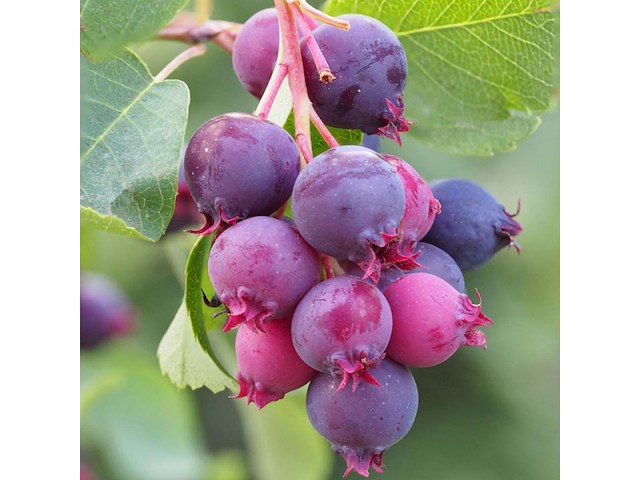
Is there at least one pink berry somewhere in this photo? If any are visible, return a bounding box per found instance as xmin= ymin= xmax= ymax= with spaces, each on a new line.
xmin=384 ymin=273 xmax=492 ymax=367
xmin=379 ymin=154 xmax=441 ymax=269
xmin=232 ymin=317 xmax=316 ymax=409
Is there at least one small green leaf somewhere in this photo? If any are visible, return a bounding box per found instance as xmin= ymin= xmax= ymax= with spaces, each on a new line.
xmin=158 ymin=302 xmax=236 ymax=393
xmin=237 ymin=390 xmax=333 ymax=480
xmin=158 ymin=235 xmax=237 ymax=393
xmin=80 ymin=0 xmax=188 ymax=60
xmin=284 ymin=113 xmax=363 ymax=156
xmin=80 ymin=50 xmax=189 ymax=242
xmin=324 ymin=0 xmax=556 ymax=156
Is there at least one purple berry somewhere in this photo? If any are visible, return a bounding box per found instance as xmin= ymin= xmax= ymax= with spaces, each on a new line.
xmin=80 ymin=273 xmax=136 ymax=350
xmin=232 ymin=317 xmax=316 ymax=409
xmin=342 ymin=241 xmax=465 ymax=293
xmin=208 ymin=216 xmax=321 ymax=331
xmin=232 ymin=8 xmax=280 ymax=99
xmin=379 ymin=154 xmax=441 ymax=269
xmin=384 ymin=273 xmax=492 ymax=367
xmin=306 ymin=358 xmax=418 ymax=477
xmin=291 ymin=146 xmax=405 ymax=282
xmin=291 ymin=275 xmax=392 ymax=391
xmin=166 ymin=159 xmax=204 ymax=233
xmin=423 ymin=178 xmax=522 ymax=271
xmin=301 ymin=14 xmax=410 ymax=144
xmin=184 ymin=113 xmax=300 ymax=235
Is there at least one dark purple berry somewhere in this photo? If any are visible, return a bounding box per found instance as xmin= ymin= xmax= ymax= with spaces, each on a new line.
xmin=166 ymin=158 xmax=204 ymax=233
xmin=80 ymin=273 xmax=136 ymax=350
xmin=291 ymin=145 xmax=405 ymax=282
xmin=208 ymin=216 xmax=321 ymax=331
xmin=292 ymin=275 xmax=392 ymax=391
xmin=423 ymin=179 xmax=522 ymax=271
xmin=385 ymin=273 xmax=492 ymax=367
xmin=232 ymin=8 xmax=280 ymax=99
xmin=306 ymin=358 xmax=418 ymax=477
xmin=232 ymin=317 xmax=316 ymax=409
xmin=361 ymin=133 xmax=380 ymax=152
xmin=184 ymin=113 xmax=300 ymax=235
xmin=301 ymin=14 xmax=410 ymax=144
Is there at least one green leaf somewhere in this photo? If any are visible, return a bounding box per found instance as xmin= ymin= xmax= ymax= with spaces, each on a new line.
xmin=81 ymin=345 xmax=207 ymax=480
xmin=158 ymin=235 xmax=237 ymax=393
xmin=158 ymin=303 xmax=236 ymax=393
xmin=236 ymin=390 xmax=333 ymax=480
xmin=80 ymin=50 xmax=189 ymax=241
xmin=80 ymin=0 xmax=188 ymax=60
xmin=323 ymin=0 xmax=556 ymax=156
xmin=284 ymin=114 xmax=363 ymax=156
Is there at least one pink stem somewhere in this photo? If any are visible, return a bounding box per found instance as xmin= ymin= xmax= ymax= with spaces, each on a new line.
xmin=272 ymin=203 xmax=287 ymax=220
xmin=255 ymin=63 xmax=289 ymax=119
xmin=302 ymin=11 xmax=318 ymax=30
xmin=321 ymin=255 xmax=335 ymax=279
xmin=275 ymin=0 xmax=313 ymax=166
xmin=294 ymin=0 xmax=350 ymax=30
xmin=291 ymin=2 xmax=334 ymax=83
xmin=310 ymin=106 xmax=339 ymax=148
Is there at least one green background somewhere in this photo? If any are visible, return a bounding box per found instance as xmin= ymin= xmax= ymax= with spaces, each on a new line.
xmin=80 ymin=1 xmax=559 ymax=479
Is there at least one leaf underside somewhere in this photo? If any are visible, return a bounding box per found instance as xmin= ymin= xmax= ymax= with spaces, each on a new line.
xmin=80 ymin=50 xmax=189 ymax=242
xmin=323 ymin=0 xmax=556 ymax=156
xmin=158 ymin=235 xmax=237 ymax=394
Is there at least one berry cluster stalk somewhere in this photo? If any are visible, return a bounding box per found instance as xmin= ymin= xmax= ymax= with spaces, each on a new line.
xmin=273 ymin=0 xmax=313 ymax=165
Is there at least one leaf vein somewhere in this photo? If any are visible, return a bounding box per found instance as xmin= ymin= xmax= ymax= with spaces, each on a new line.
xmin=397 ymin=9 xmax=543 ymax=36
xmin=81 ymin=80 xmax=155 ymax=163
xmin=462 ymin=26 xmax=552 ymax=87
xmin=407 ymin=35 xmax=540 ymax=103
xmin=396 ymin=0 xmax=421 ymax=31
xmin=489 ymin=22 xmax=554 ymax=59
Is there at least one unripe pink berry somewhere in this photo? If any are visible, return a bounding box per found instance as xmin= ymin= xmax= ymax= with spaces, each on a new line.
xmin=233 ymin=317 xmax=316 ymax=409
xmin=384 ymin=273 xmax=492 ymax=367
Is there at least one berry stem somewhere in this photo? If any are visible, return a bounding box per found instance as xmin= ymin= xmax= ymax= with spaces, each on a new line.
xmin=291 ymin=0 xmax=350 ymax=30
xmin=321 ymin=255 xmax=335 ymax=279
xmin=291 ymin=2 xmax=335 ymax=83
xmin=155 ymin=44 xmax=207 ymax=82
xmin=310 ymin=106 xmax=340 ymax=148
xmin=274 ymin=0 xmax=313 ymax=165
xmin=255 ymin=63 xmax=289 ymax=119
xmin=196 ymin=0 xmax=212 ymax=23
xmin=157 ymin=12 xmax=240 ymax=54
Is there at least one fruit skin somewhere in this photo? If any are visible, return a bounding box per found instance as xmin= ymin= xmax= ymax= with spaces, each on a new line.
xmin=345 ymin=242 xmax=465 ymax=293
xmin=291 ymin=275 xmax=393 ymax=391
xmin=166 ymin=160 xmax=203 ymax=233
xmin=184 ymin=113 xmax=300 ymax=235
xmin=306 ymin=358 xmax=418 ymax=477
xmin=232 ymin=8 xmax=280 ymax=99
xmin=379 ymin=154 xmax=441 ymax=269
xmin=291 ymin=145 xmax=405 ymax=282
xmin=384 ymin=273 xmax=492 ymax=367
xmin=423 ymin=178 xmax=522 ymax=271
xmin=301 ymin=14 xmax=410 ymax=143
xmin=208 ymin=216 xmax=321 ymax=331
xmin=233 ymin=317 xmax=316 ymax=409
xmin=80 ymin=273 xmax=136 ymax=350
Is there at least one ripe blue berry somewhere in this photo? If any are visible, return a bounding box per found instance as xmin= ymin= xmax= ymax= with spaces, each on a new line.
xmin=423 ymin=179 xmax=522 ymax=271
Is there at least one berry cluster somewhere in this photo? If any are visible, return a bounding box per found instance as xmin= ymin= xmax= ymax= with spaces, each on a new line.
xmin=179 ymin=6 xmax=522 ymax=477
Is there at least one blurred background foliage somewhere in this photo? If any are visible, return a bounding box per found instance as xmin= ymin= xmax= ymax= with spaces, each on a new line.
xmin=80 ymin=1 xmax=559 ymax=479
